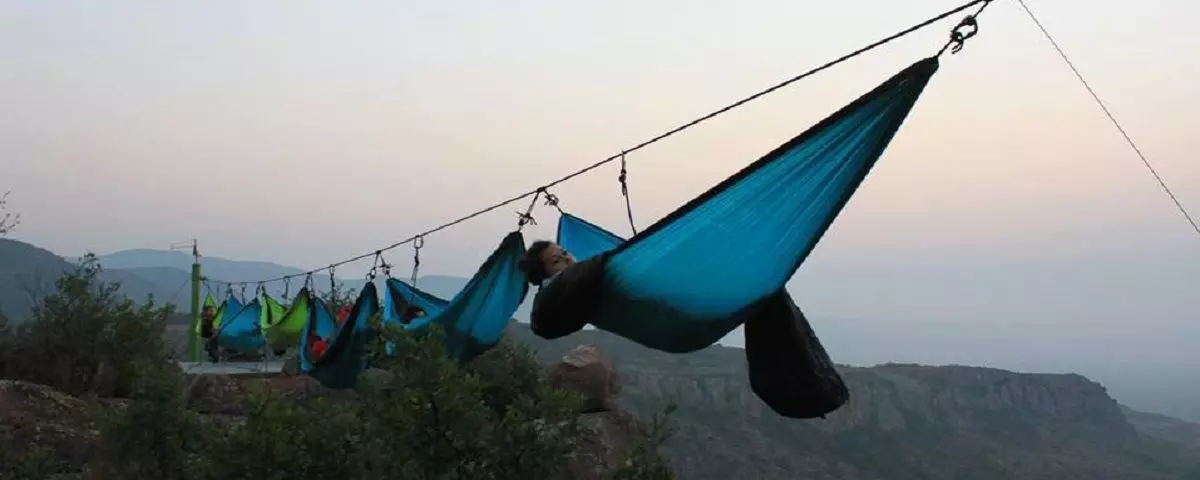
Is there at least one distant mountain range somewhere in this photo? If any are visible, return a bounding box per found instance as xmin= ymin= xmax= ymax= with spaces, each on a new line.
xmin=506 ymin=325 xmax=1200 ymax=479
xmin=4 ymin=241 xmax=526 ymax=323
xmin=3 ymin=239 xmax=1196 ymax=426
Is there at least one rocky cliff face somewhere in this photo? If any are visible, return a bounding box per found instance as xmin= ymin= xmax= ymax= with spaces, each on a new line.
xmin=511 ymin=326 xmax=1200 ymax=480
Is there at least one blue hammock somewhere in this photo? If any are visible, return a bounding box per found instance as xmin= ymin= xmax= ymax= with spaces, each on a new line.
xmin=382 ymin=275 xmax=451 ymax=356
xmin=299 ymin=284 xmax=380 ymax=389
xmin=550 ymin=57 xmax=940 ymax=353
xmin=385 ymin=231 xmax=529 ymax=362
xmin=215 ymin=297 xmax=266 ymax=353
xmin=557 ymin=212 xmax=625 ymax=262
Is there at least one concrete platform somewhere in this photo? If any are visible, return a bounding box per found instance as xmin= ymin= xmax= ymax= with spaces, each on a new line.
xmin=177 ymin=361 xmax=285 ymax=376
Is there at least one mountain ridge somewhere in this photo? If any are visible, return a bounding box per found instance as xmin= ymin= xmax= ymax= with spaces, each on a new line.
xmin=6 ymin=243 xmax=1197 ymax=426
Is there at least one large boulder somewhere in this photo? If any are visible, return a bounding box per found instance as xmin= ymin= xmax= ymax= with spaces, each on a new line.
xmin=548 ymin=344 xmax=621 ymax=413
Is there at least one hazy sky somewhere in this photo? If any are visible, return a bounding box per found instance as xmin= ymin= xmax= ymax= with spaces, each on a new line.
xmin=2 ymin=1 xmax=1197 ymax=381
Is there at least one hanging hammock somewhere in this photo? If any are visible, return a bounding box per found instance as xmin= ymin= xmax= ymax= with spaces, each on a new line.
xmin=195 ymin=294 xmax=224 ymax=335
xmin=535 ymin=56 xmax=940 ymax=353
xmin=385 ymin=231 xmax=529 ymax=362
xmin=215 ymin=297 xmax=266 ymax=353
xmin=260 ymin=289 xmax=312 ymax=353
xmin=557 ymin=211 xmax=848 ymax=418
xmin=299 ymin=283 xmax=380 ymax=389
xmin=557 ymin=212 xmax=625 ymax=263
xmin=532 ymin=57 xmax=938 ymax=418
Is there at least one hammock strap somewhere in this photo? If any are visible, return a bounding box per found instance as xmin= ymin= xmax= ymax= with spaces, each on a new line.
xmin=618 ymin=151 xmax=638 ymax=236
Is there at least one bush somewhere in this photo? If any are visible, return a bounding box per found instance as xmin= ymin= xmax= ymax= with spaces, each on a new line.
xmin=0 ymin=255 xmax=173 ymax=397
xmin=198 ymin=327 xmax=585 ymax=479
xmin=3 ymin=258 xmax=678 ymax=479
xmin=608 ymin=403 xmax=679 ymax=480
xmin=92 ymin=362 xmax=213 ymax=480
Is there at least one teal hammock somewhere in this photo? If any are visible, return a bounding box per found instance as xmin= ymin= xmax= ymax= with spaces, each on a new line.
xmin=384 ymin=231 xmax=529 ymax=362
xmin=545 ymin=56 xmax=940 ymax=353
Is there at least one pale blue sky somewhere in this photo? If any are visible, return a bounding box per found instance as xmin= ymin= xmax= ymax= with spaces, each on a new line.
xmin=2 ymin=1 xmax=1197 ymax=389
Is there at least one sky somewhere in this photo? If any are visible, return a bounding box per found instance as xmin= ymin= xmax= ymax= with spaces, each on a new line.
xmin=1 ymin=1 xmax=1197 ymax=392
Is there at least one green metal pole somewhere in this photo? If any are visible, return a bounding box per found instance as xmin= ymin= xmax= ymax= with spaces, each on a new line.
xmin=188 ymin=241 xmax=202 ymax=362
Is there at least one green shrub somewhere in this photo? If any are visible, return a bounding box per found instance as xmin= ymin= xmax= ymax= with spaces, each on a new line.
xmin=92 ymin=362 xmax=213 ymax=480
xmin=608 ymin=403 xmax=679 ymax=480
xmin=0 ymin=255 xmax=173 ymax=397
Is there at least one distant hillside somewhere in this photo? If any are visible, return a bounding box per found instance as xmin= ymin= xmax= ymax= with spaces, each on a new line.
xmin=0 ymin=239 xmax=185 ymax=320
xmin=505 ymin=325 xmax=1200 ymax=480
xmin=1122 ymin=406 xmax=1200 ymax=451
xmin=91 ymin=249 xmax=306 ymax=283
xmin=43 ymin=244 xmax=1200 ymax=425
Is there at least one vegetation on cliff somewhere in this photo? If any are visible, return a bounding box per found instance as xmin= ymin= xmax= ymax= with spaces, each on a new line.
xmin=0 ymin=257 xmax=675 ymax=479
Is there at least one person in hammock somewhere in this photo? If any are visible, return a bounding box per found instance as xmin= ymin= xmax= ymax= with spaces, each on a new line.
xmin=200 ymin=305 xmax=221 ymax=362
xmin=308 ymin=331 xmax=329 ymax=361
xmin=400 ymin=305 xmax=426 ymax=325
xmin=520 ymin=239 xmax=849 ymax=419
xmin=519 ymin=240 xmax=606 ymax=339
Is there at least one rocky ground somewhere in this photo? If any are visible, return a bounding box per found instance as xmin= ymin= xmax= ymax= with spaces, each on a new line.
xmin=0 ymin=344 xmax=645 ymax=479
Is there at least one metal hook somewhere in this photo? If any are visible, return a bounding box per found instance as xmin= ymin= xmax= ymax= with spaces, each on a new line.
xmin=618 ymin=151 xmax=630 ymax=196
xmin=949 ymin=15 xmax=978 ymax=54
xmin=367 ymin=251 xmax=383 ymax=281
xmin=543 ymin=192 xmax=562 ymax=212
xmin=411 ymin=237 xmax=423 ymax=286
xmin=517 ymin=189 xmax=543 ymax=231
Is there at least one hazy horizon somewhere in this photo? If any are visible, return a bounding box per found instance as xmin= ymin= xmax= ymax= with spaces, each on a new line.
xmin=2 ymin=0 xmax=1197 ymax=416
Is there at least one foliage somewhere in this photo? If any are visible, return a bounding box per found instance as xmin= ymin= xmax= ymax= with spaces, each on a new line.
xmin=608 ymin=403 xmax=679 ymax=480
xmin=0 ymin=190 xmax=17 ymax=236
xmin=0 ymin=443 xmax=63 ymax=480
xmin=92 ymin=362 xmax=213 ymax=480
xmin=2 ymin=257 xmax=678 ymax=479
xmin=201 ymin=327 xmax=587 ymax=479
xmin=0 ymin=254 xmax=174 ymax=396
xmin=321 ymin=279 xmax=358 ymax=313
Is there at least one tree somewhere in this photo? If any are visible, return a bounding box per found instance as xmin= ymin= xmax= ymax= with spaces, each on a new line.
xmin=0 ymin=191 xmax=18 ymax=236
xmin=0 ymin=254 xmax=174 ymax=396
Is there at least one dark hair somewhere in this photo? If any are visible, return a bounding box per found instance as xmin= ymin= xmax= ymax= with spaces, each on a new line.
xmin=519 ymin=240 xmax=554 ymax=286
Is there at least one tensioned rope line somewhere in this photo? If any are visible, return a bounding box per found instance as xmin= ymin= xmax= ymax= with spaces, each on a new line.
xmin=211 ymin=0 xmax=993 ymax=288
xmin=1015 ymin=0 xmax=1200 ymax=238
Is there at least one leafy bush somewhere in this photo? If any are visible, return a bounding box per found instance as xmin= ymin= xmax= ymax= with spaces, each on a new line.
xmin=92 ymin=362 xmax=213 ymax=480
xmin=609 ymin=403 xmax=679 ymax=480
xmin=2 ymin=258 xmax=677 ymax=479
xmin=0 ymin=254 xmax=173 ymax=397
xmin=198 ymin=327 xmax=585 ymax=479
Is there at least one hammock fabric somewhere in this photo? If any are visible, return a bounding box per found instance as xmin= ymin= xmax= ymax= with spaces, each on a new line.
xmin=555 ymin=212 xmax=849 ymax=418
xmin=215 ymin=297 xmax=266 ymax=353
xmin=196 ymin=294 xmax=223 ymax=336
xmin=299 ymin=284 xmax=380 ymax=389
xmin=532 ymin=56 xmax=940 ymax=418
xmin=385 ymin=231 xmax=529 ymax=362
xmin=556 ymin=212 xmax=624 ymax=263
xmin=260 ymin=289 xmax=312 ymax=353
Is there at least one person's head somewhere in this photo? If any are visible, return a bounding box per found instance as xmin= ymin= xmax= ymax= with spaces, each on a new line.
xmin=403 ymin=305 xmax=425 ymax=319
xmin=519 ymin=240 xmax=576 ymax=286
xmin=201 ymin=306 xmax=214 ymax=319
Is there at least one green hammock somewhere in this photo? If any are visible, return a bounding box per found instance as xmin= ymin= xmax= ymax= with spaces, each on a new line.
xmin=260 ymin=290 xmax=311 ymax=352
xmin=195 ymin=294 xmax=226 ymax=334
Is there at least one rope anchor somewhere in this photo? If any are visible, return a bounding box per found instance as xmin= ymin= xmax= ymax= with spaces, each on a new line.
xmin=411 ymin=236 xmax=424 ymax=286
xmin=948 ymin=15 xmax=979 ymax=54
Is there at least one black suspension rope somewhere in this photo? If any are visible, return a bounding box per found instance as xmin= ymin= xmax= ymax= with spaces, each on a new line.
xmin=411 ymin=236 xmax=423 ymax=286
xmin=208 ymin=0 xmax=992 ymax=287
xmin=1015 ymin=0 xmax=1200 ymax=239
xmin=618 ymin=152 xmax=638 ymax=236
